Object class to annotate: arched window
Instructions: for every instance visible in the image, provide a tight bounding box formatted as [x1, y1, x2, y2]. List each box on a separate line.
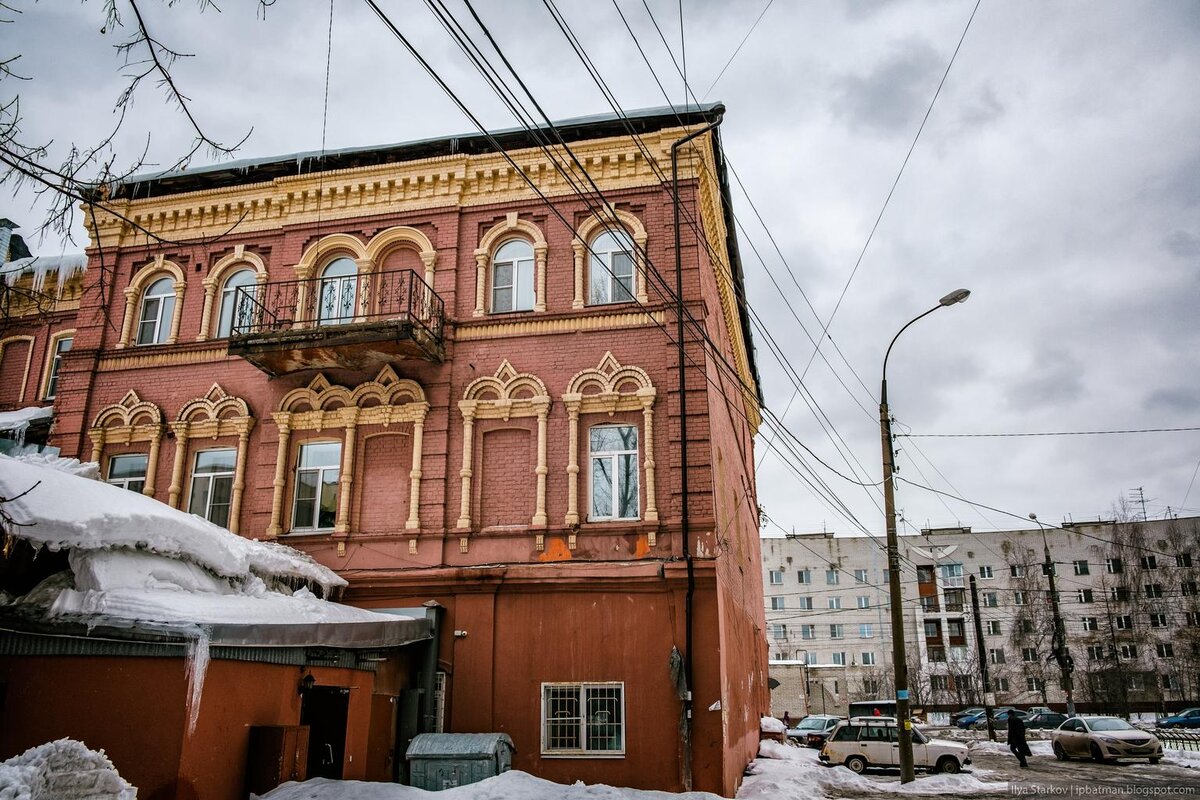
[317, 257, 358, 325]
[588, 230, 635, 305]
[136, 277, 176, 345]
[491, 240, 535, 313]
[216, 268, 257, 338]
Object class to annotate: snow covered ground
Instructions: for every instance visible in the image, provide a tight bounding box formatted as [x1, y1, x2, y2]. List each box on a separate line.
[256, 772, 725, 800]
[0, 739, 135, 800]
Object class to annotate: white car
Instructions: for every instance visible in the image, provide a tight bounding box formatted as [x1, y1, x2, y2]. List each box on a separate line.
[1051, 716, 1163, 763]
[818, 716, 971, 774]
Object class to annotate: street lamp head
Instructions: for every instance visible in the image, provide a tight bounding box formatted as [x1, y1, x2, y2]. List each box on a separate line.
[939, 288, 971, 306]
[1028, 513, 1038, 521]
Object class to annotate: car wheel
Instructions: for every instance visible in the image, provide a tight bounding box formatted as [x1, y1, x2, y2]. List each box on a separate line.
[1053, 742, 1069, 761]
[936, 756, 961, 775]
[1090, 743, 1107, 763]
[845, 755, 868, 774]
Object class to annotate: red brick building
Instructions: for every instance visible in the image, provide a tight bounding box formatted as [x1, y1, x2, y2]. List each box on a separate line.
[0, 104, 768, 795]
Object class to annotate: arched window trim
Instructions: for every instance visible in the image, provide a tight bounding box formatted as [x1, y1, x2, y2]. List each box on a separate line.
[199, 246, 268, 341]
[489, 238, 537, 315]
[473, 213, 547, 317]
[365, 225, 438, 288]
[572, 209, 648, 309]
[117, 256, 186, 348]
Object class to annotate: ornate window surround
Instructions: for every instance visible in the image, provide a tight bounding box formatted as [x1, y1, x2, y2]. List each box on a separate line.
[117, 255, 187, 348]
[0, 335, 36, 400]
[198, 246, 269, 341]
[474, 212, 548, 317]
[291, 233, 371, 324]
[364, 225, 438, 289]
[571, 208, 649, 308]
[88, 390, 166, 497]
[457, 360, 551, 530]
[563, 352, 658, 529]
[166, 384, 255, 534]
[267, 365, 429, 537]
[39, 328, 76, 400]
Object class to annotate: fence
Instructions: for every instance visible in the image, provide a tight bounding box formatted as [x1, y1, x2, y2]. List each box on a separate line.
[1156, 729, 1200, 751]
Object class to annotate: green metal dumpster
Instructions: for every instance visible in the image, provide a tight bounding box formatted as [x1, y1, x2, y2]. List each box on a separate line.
[405, 733, 515, 790]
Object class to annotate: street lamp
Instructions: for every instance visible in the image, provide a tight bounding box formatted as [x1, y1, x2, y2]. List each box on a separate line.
[880, 288, 970, 784]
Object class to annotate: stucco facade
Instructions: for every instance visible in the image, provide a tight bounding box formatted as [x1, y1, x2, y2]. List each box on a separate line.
[0, 105, 768, 795]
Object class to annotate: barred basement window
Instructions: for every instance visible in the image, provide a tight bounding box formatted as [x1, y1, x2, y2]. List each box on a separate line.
[541, 683, 624, 756]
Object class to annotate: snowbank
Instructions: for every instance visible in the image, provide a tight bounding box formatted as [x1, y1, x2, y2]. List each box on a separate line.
[256, 771, 725, 800]
[0, 454, 344, 593]
[760, 716, 786, 734]
[0, 739, 135, 800]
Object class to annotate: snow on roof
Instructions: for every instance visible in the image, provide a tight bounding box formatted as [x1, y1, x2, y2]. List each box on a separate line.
[0, 406, 54, 433]
[1, 253, 87, 295]
[0, 454, 344, 593]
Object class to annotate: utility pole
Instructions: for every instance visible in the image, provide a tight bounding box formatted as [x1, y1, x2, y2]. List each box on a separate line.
[1030, 513, 1076, 716]
[969, 575, 996, 741]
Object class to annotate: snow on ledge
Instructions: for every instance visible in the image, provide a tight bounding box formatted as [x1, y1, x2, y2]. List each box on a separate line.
[0, 406, 54, 431]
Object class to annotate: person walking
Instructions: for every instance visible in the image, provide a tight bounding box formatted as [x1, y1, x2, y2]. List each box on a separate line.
[1007, 711, 1030, 768]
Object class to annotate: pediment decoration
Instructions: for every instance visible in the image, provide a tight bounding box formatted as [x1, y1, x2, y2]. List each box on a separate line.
[92, 390, 163, 429]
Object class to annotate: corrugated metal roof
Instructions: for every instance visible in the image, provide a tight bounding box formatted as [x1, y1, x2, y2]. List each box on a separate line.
[405, 733, 515, 759]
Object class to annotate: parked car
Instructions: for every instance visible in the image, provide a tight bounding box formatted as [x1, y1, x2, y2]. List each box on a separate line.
[819, 716, 971, 774]
[1052, 716, 1163, 763]
[950, 707, 984, 727]
[1157, 708, 1200, 729]
[1024, 712, 1068, 730]
[957, 706, 1015, 728]
[1026, 706, 1054, 716]
[788, 715, 843, 748]
[969, 708, 1029, 730]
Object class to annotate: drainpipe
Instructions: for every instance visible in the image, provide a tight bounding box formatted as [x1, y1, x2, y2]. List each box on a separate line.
[420, 600, 443, 734]
[670, 106, 724, 792]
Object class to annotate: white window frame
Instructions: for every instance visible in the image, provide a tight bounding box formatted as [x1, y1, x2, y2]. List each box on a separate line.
[1157, 643, 1174, 658]
[801, 625, 815, 640]
[831, 652, 847, 666]
[540, 682, 625, 758]
[1106, 557, 1123, 574]
[771, 623, 787, 640]
[856, 595, 870, 609]
[986, 620, 1002, 636]
[861, 652, 876, 666]
[587, 229, 636, 305]
[1149, 613, 1167, 628]
[1022, 647, 1038, 662]
[136, 277, 176, 345]
[828, 597, 842, 610]
[291, 441, 341, 532]
[854, 568, 868, 583]
[1140, 555, 1157, 570]
[797, 569, 811, 584]
[42, 329, 75, 399]
[983, 592, 999, 608]
[1082, 617, 1098, 632]
[1116, 615, 1133, 630]
[492, 239, 536, 313]
[798, 596, 813, 610]
[768, 570, 784, 585]
[1077, 588, 1094, 603]
[187, 448, 236, 528]
[770, 596, 785, 611]
[830, 624, 844, 639]
[978, 565, 994, 579]
[826, 569, 839, 585]
[988, 648, 1006, 664]
[588, 424, 640, 521]
[1073, 559, 1090, 576]
[1120, 644, 1138, 660]
[859, 623, 873, 638]
[106, 453, 148, 493]
[216, 267, 258, 337]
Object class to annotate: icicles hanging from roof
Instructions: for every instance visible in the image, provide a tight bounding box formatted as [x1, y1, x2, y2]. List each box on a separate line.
[1, 254, 88, 298]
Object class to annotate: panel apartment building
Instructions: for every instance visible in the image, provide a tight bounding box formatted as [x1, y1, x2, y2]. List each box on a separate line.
[763, 517, 1200, 718]
[0, 104, 769, 795]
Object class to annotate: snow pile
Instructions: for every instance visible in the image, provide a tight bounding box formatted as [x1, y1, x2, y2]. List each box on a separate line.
[966, 739, 1053, 758]
[759, 716, 785, 734]
[1, 254, 88, 296]
[0, 738, 135, 800]
[257, 771, 724, 800]
[0, 408, 54, 448]
[739, 739, 1010, 799]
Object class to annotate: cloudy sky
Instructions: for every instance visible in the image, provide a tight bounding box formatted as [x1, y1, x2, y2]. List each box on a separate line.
[6, 0, 1199, 537]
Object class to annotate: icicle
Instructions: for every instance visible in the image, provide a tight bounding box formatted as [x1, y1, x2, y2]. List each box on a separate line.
[184, 628, 212, 737]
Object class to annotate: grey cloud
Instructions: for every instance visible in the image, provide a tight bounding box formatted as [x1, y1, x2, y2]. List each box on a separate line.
[1164, 230, 1200, 259]
[1004, 349, 1084, 411]
[1145, 387, 1200, 415]
[830, 39, 941, 134]
[956, 83, 1005, 130]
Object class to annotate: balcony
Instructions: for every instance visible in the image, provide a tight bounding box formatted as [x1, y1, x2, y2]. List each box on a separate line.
[228, 269, 445, 375]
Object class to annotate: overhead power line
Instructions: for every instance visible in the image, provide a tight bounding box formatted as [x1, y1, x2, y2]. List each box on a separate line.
[899, 426, 1200, 438]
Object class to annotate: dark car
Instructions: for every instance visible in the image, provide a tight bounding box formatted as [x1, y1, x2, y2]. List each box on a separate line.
[788, 714, 842, 748]
[957, 707, 1015, 728]
[1157, 708, 1200, 729]
[950, 707, 984, 727]
[969, 708, 1028, 730]
[1024, 712, 1068, 730]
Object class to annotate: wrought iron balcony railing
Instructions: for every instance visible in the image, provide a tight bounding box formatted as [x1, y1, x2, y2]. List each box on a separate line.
[230, 268, 444, 344]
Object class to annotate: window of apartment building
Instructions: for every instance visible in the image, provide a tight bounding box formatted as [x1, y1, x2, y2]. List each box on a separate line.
[995, 677, 1010, 691]
[1183, 581, 1199, 597]
[917, 566, 935, 584]
[1014, 591, 1027, 606]
[797, 569, 811, 584]
[292, 441, 340, 531]
[856, 596, 870, 609]
[1022, 647, 1038, 662]
[1157, 643, 1174, 658]
[43, 333, 73, 399]
[1073, 559, 1090, 576]
[947, 620, 965, 640]
[1021, 619, 1035, 634]
[770, 597, 786, 611]
[988, 648, 1006, 664]
[861, 652, 876, 666]
[136, 277, 177, 345]
[854, 568, 868, 583]
[1106, 557, 1123, 574]
[828, 597, 842, 610]
[588, 230, 636, 305]
[986, 620, 1002, 636]
[1111, 587, 1131, 602]
[1163, 674, 1180, 691]
[929, 646, 946, 662]
[920, 596, 939, 612]
[1026, 677, 1044, 692]
[590, 425, 639, 520]
[798, 596, 813, 610]
[1082, 617, 1099, 632]
[832, 652, 847, 666]
[187, 449, 236, 528]
[859, 624, 873, 639]
[941, 563, 964, 582]
[1086, 645, 1106, 660]
[1010, 564, 1026, 578]
[1145, 583, 1163, 599]
[768, 570, 784, 585]
[1116, 615, 1133, 630]
[864, 678, 880, 695]
[930, 675, 948, 691]
[1178, 553, 1193, 568]
[1120, 644, 1138, 659]
[1127, 675, 1142, 691]
[1149, 613, 1167, 628]
[1188, 612, 1200, 627]
[770, 624, 787, 640]
[492, 240, 536, 313]
[983, 592, 998, 608]
[826, 569, 839, 585]
[317, 258, 358, 325]
[106, 453, 148, 493]
[979, 565, 994, 579]
[1077, 588, 1094, 603]
[1141, 555, 1158, 570]
[216, 268, 257, 337]
[801, 625, 815, 640]
[541, 682, 624, 755]
[830, 624, 844, 639]
[944, 589, 965, 611]
[924, 621, 940, 639]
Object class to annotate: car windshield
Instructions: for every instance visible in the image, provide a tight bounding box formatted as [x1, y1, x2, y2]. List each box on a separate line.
[798, 718, 827, 730]
[912, 728, 929, 744]
[1088, 718, 1134, 731]
[1181, 709, 1200, 718]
